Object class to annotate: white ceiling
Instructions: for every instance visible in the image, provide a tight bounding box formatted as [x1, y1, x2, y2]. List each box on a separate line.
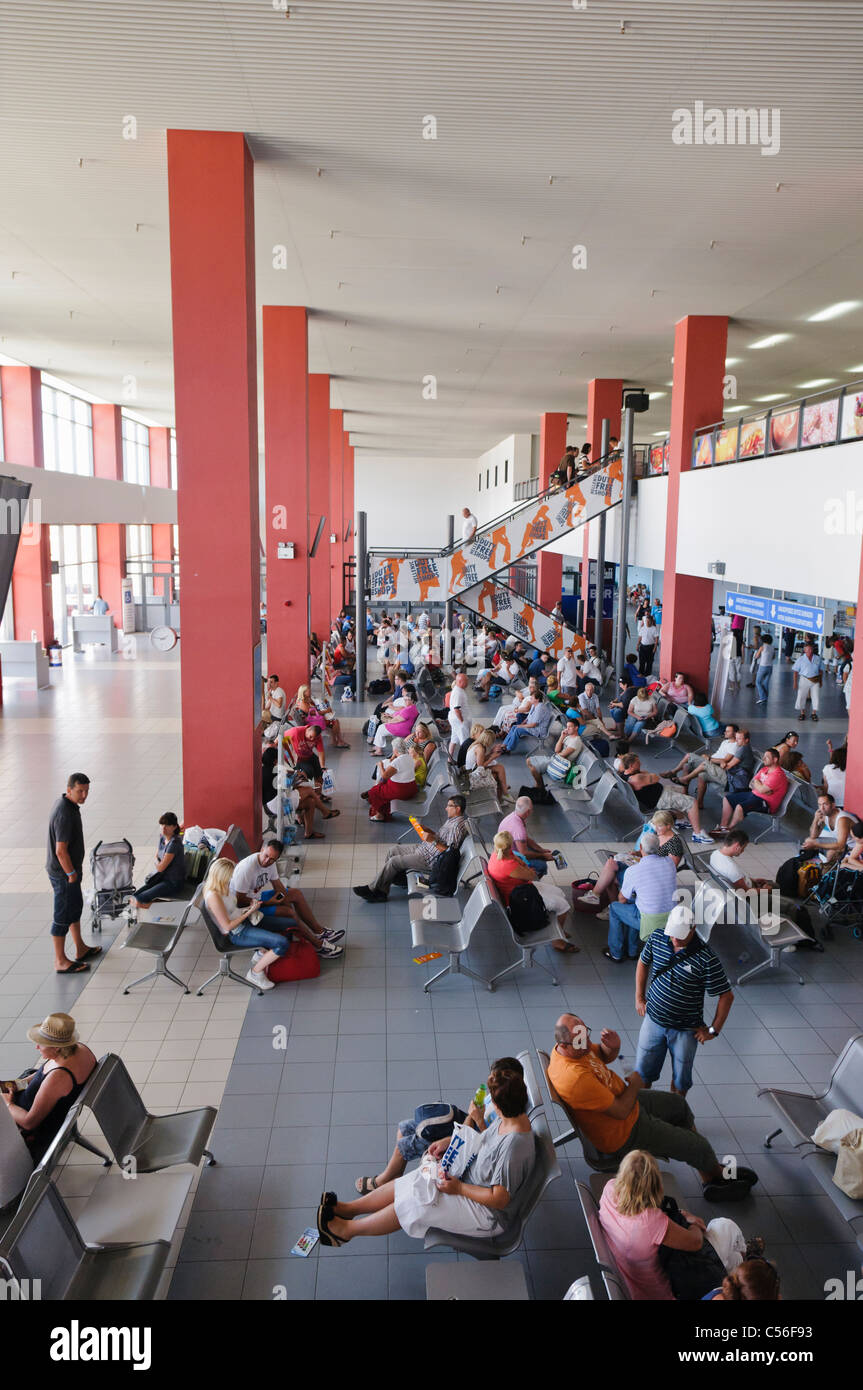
[1, 0, 862, 456]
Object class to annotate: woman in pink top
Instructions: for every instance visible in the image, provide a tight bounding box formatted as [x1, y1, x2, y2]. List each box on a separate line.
[598, 1150, 706, 1300]
[659, 672, 694, 707]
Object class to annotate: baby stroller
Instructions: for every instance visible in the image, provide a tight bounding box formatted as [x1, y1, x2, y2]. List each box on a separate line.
[89, 839, 135, 932]
[808, 865, 863, 941]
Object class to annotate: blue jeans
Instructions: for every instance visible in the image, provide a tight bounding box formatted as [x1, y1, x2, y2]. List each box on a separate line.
[635, 1014, 698, 1093]
[228, 922, 290, 956]
[134, 874, 185, 905]
[624, 716, 645, 738]
[513, 851, 547, 878]
[755, 665, 772, 701]
[607, 900, 641, 960]
[503, 725, 535, 751]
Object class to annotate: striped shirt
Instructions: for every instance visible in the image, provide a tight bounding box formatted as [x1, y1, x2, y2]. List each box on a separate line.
[420, 815, 467, 865]
[640, 932, 730, 1029]
[619, 856, 678, 915]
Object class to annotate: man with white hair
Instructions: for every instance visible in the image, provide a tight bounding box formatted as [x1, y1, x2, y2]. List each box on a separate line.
[547, 1010, 756, 1201]
[634, 905, 735, 1097]
[497, 798, 555, 877]
[603, 834, 677, 963]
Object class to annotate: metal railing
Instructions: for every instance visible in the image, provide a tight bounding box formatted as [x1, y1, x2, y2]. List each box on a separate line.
[642, 378, 863, 478]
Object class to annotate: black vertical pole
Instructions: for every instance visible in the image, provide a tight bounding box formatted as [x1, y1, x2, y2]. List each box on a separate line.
[355, 511, 367, 699]
[614, 407, 635, 678]
[595, 418, 610, 654]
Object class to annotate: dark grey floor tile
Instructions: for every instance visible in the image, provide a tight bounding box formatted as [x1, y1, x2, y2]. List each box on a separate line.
[768, 1026, 833, 1054]
[335, 1033, 386, 1061]
[798, 1243, 863, 1293]
[266, 1125, 330, 1165]
[524, 1197, 591, 1250]
[178, 1208, 256, 1262]
[285, 1034, 338, 1063]
[234, 1035, 286, 1064]
[738, 1150, 824, 1197]
[773, 1195, 860, 1244]
[206, 1128, 272, 1167]
[242, 1257, 318, 1301]
[326, 1124, 391, 1164]
[527, 1248, 596, 1301]
[338, 1009, 387, 1034]
[387, 1252, 456, 1300]
[248, 1207, 320, 1260]
[280, 1061, 337, 1092]
[387, 1059, 439, 1091]
[329, 1089, 388, 1125]
[259, 1164, 327, 1209]
[273, 1091, 333, 1126]
[169, 1260, 248, 1300]
[437, 1059, 488, 1092]
[316, 1253, 389, 1300]
[385, 1032, 439, 1061]
[763, 1244, 822, 1300]
[287, 1010, 341, 1035]
[334, 1059, 387, 1091]
[194, 1164, 264, 1212]
[224, 1062, 284, 1095]
[215, 1092, 278, 1129]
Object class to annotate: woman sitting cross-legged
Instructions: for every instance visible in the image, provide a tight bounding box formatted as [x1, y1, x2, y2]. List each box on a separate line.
[203, 856, 289, 993]
[465, 726, 512, 803]
[293, 684, 350, 749]
[316, 1067, 536, 1247]
[363, 737, 418, 822]
[372, 683, 419, 751]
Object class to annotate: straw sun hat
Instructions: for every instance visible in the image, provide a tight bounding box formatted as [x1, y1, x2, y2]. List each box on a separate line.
[26, 1013, 80, 1048]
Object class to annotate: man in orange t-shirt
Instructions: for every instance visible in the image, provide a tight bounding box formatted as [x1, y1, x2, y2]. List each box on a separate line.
[546, 1013, 756, 1199]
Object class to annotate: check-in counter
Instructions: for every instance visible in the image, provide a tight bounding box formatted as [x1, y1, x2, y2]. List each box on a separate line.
[71, 614, 119, 653]
[0, 640, 51, 687]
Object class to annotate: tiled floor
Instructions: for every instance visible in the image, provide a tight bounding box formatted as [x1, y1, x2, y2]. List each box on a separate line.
[1, 637, 860, 1301]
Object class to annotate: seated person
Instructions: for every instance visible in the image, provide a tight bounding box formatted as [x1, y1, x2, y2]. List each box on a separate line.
[476, 653, 521, 701]
[544, 672, 567, 708]
[599, 1149, 750, 1301]
[372, 683, 419, 750]
[687, 691, 720, 738]
[658, 672, 694, 707]
[351, 1055, 524, 1192]
[231, 842, 343, 956]
[785, 749, 812, 783]
[583, 811, 683, 916]
[405, 721, 436, 765]
[410, 742, 429, 789]
[613, 739, 631, 771]
[268, 765, 341, 841]
[662, 723, 739, 807]
[711, 748, 788, 835]
[603, 834, 678, 962]
[609, 675, 639, 727]
[527, 719, 584, 788]
[364, 738, 418, 822]
[466, 728, 512, 801]
[799, 793, 856, 866]
[284, 722, 325, 785]
[622, 653, 641, 688]
[487, 830, 577, 952]
[497, 797, 556, 876]
[493, 685, 536, 733]
[624, 687, 659, 739]
[293, 684, 350, 749]
[1, 1013, 96, 1166]
[316, 1067, 537, 1247]
[261, 673, 287, 726]
[620, 754, 712, 843]
[581, 647, 603, 684]
[821, 746, 846, 805]
[204, 856, 284, 991]
[547, 1013, 756, 1200]
[129, 812, 187, 914]
[774, 730, 804, 771]
[709, 829, 775, 892]
[704, 1258, 781, 1301]
[353, 795, 467, 902]
[502, 694, 555, 752]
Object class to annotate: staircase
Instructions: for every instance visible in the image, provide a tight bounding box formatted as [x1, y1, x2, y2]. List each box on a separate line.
[456, 579, 584, 659]
[368, 455, 623, 607]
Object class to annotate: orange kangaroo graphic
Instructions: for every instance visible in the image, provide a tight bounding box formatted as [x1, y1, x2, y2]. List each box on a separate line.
[488, 525, 512, 570]
[476, 579, 497, 616]
[375, 556, 401, 599]
[418, 574, 441, 603]
[519, 603, 537, 644]
[562, 482, 587, 528]
[518, 505, 552, 558]
[547, 626, 564, 658]
[604, 457, 623, 507]
[449, 548, 468, 595]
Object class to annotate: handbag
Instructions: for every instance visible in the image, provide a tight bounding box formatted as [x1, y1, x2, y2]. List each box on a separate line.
[811, 1108, 863, 1153]
[657, 1196, 727, 1300]
[832, 1129, 863, 1200]
[546, 753, 571, 783]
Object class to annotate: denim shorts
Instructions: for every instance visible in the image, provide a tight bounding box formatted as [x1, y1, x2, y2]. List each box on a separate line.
[48, 873, 84, 937]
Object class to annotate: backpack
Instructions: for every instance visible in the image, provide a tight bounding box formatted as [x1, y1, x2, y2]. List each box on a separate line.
[508, 882, 549, 934]
[658, 1196, 727, 1300]
[368, 679, 390, 695]
[427, 844, 460, 897]
[518, 784, 555, 806]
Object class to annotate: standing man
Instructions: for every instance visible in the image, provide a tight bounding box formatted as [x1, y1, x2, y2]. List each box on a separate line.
[634, 905, 735, 1097]
[461, 507, 478, 545]
[92, 594, 109, 615]
[793, 641, 824, 722]
[262, 673, 287, 726]
[46, 774, 101, 974]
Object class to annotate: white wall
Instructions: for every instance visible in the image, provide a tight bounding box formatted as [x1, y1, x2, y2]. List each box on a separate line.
[355, 454, 475, 550]
[0, 461, 176, 524]
[473, 434, 532, 526]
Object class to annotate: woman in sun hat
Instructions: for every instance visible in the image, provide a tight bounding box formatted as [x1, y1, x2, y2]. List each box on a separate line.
[0, 1013, 96, 1165]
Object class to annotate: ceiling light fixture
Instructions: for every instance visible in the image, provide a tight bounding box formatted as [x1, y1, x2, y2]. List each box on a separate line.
[754, 393, 785, 402]
[749, 333, 791, 349]
[807, 301, 860, 322]
[725, 357, 741, 366]
[798, 378, 836, 389]
[725, 405, 750, 413]
[648, 391, 666, 400]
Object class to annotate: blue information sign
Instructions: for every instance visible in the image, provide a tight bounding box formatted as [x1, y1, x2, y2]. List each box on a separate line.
[725, 592, 824, 632]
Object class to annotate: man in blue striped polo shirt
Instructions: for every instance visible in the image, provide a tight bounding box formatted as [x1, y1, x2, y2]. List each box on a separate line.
[634, 904, 735, 1097]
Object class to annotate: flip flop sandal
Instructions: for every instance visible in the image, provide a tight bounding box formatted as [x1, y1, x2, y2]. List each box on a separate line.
[76, 946, 102, 961]
[304, 831, 325, 840]
[324, 809, 341, 819]
[56, 960, 90, 974]
[554, 942, 580, 954]
[355, 1176, 378, 1195]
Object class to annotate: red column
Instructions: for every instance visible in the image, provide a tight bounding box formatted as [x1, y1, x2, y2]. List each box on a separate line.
[343, 434, 355, 602]
[167, 129, 261, 840]
[537, 412, 567, 611]
[149, 426, 174, 602]
[263, 306, 310, 699]
[92, 403, 127, 627]
[584, 379, 622, 632]
[3, 366, 54, 645]
[328, 409, 344, 620]
[308, 374, 331, 642]
[846, 548, 863, 811]
[660, 316, 728, 692]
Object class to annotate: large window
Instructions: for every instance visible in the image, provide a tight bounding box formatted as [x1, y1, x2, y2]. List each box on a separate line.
[49, 524, 99, 645]
[125, 523, 154, 600]
[122, 414, 150, 485]
[170, 430, 178, 489]
[42, 385, 93, 475]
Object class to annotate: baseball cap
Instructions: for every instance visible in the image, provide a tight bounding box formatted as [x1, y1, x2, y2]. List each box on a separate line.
[664, 905, 696, 939]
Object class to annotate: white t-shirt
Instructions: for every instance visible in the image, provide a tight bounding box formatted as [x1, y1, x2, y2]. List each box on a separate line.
[230, 854, 278, 898]
[386, 753, 417, 784]
[558, 657, 579, 687]
[710, 738, 738, 764]
[639, 622, 658, 646]
[500, 659, 520, 683]
[582, 657, 602, 681]
[757, 644, 775, 667]
[709, 850, 750, 888]
[448, 685, 468, 723]
[822, 765, 846, 805]
[462, 513, 478, 542]
[266, 685, 286, 718]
